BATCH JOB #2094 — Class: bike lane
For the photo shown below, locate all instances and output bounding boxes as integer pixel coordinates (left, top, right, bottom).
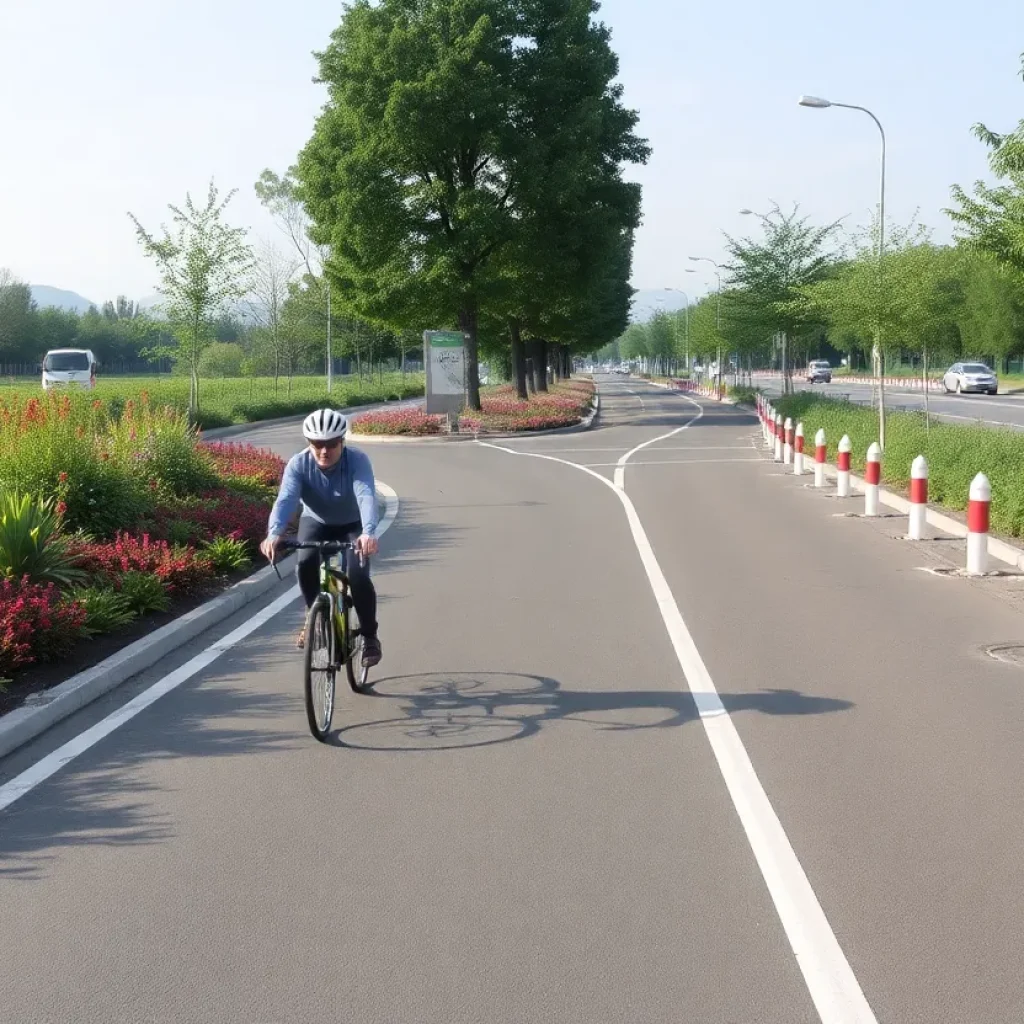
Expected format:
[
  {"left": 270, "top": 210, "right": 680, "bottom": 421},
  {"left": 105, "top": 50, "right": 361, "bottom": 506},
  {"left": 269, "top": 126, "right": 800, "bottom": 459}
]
[{"left": 1, "top": 414, "right": 817, "bottom": 1022}]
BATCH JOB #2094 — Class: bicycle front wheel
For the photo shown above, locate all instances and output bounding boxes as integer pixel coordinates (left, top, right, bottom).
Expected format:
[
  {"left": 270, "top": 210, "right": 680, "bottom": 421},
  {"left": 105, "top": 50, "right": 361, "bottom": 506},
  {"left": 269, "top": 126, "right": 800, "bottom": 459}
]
[{"left": 304, "top": 599, "right": 335, "bottom": 741}]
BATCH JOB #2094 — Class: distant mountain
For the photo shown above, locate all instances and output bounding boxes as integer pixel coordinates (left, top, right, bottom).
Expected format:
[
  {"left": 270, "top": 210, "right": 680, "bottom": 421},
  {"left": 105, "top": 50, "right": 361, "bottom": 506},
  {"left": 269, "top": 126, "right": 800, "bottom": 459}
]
[{"left": 31, "top": 285, "right": 96, "bottom": 313}]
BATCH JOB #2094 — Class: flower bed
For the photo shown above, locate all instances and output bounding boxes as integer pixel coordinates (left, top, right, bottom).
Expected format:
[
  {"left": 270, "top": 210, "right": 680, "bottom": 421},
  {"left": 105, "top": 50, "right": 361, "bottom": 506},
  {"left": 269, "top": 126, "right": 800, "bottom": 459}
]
[
  {"left": 350, "top": 379, "right": 596, "bottom": 435},
  {"left": 351, "top": 407, "right": 445, "bottom": 436},
  {"left": 0, "top": 389, "right": 285, "bottom": 697}
]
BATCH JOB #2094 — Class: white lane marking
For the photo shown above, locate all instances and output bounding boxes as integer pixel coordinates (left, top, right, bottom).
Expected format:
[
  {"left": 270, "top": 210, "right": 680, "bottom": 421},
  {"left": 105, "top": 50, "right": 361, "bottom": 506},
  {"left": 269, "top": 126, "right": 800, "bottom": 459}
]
[
  {"left": 478, "top": 422, "right": 877, "bottom": 1023},
  {"left": 574, "top": 458, "right": 765, "bottom": 467},
  {"left": 0, "top": 484, "right": 401, "bottom": 813},
  {"left": 493, "top": 445, "right": 753, "bottom": 453},
  {"left": 613, "top": 401, "right": 704, "bottom": 488}
]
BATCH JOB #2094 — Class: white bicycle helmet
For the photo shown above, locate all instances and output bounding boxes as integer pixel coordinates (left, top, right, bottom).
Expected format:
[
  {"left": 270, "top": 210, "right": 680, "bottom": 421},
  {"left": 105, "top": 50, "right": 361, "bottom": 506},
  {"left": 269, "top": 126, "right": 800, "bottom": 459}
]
[{"left": 302, "top": 408, "right": 348, "bottom": 441}]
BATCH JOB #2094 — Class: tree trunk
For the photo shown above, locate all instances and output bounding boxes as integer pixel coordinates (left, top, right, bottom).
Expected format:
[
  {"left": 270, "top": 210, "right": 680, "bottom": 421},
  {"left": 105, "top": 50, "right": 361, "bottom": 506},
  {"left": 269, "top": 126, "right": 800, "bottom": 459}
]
[
  {"left": 532, "top": 338, "right": 549, "bottom": 392},
  {"left": 458, "top": 304, "right": 482, "bottom": 412},
  {"left": 525, "top": 357, "right": 536, "bottom": 394},
  {"left": 509, "top": 321, "right": 528, "bottom": 400},
  {"left": 551, "top": 344, "right": 563, "bottom": 381}
]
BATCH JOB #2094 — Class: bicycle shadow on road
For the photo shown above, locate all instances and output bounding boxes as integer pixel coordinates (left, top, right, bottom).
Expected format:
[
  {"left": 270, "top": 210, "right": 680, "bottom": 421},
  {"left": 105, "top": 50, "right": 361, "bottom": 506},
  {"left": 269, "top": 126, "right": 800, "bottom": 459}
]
[{"left": 326, "top": 670, "right": 853, "bottom": 752}]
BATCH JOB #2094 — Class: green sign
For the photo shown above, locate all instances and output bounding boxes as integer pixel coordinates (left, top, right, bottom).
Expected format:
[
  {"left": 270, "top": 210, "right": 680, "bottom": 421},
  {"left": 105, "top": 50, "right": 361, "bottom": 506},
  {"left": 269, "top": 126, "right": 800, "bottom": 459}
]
[{"left": 429, "top": 332, "right": 465, "bottom": 348}]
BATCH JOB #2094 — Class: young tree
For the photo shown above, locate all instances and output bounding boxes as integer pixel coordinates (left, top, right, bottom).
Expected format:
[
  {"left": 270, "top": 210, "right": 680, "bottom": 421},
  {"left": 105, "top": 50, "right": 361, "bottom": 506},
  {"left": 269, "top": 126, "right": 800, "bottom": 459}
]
[
  {"left": 722, "top": 202, "right": 841, "bottom": 393},
  {"left": 948, "top": 53, "right": 1024, "bottom": 274},
  {"left": 129, "top": 181, "right": 253, "bottom": 418},
  {"left": 247, "top": 238, "right": 300, "bottom": 393}
]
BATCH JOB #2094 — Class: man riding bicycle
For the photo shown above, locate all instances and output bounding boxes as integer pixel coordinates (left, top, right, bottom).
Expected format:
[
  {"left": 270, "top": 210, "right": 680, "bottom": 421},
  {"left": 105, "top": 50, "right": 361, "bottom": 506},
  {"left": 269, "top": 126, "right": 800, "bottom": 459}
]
[{"left": 260, "top": 408, "right": 382, "bottom": 666}]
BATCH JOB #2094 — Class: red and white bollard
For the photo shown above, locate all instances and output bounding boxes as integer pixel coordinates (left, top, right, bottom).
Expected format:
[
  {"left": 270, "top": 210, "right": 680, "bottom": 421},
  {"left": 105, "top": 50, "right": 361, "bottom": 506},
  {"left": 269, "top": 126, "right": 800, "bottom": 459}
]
[
  {"left": 864, "top": 442, "right": 881, "bottom": 516},
  {"left": 908, "top": 455, "right": 928, "bottom": 540},
  {"left": 967, "top": 473, "right": 991, "bottom": 575},
  {"left": 783, "top": 417, "right": 794, "bottom": 465},
  {"left": 837, "top": 434, "right": 852, "bottom": 497},
  {"left": 814, "top": 428, "right": 826, "bottom": 488},
  {"left": 793, "top": 422, "right": 805, "bottom": 476},
  {"left": 774, "top": 414, "right": 784, "bottom": 462}
]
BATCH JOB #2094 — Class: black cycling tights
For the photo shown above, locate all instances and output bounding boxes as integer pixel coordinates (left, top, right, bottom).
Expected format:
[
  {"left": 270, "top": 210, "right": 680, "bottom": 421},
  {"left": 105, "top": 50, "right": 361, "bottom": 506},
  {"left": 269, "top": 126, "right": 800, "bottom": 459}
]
[{"left": 295, "top": 517, "right": 378, "bottom": 637}]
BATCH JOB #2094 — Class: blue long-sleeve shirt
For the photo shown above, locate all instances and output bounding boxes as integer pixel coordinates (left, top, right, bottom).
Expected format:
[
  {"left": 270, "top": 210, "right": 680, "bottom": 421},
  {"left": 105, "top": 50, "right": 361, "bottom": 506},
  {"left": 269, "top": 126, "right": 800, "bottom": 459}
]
[{"left": 267, "top": 446, "right": 379, "bottom": 539}]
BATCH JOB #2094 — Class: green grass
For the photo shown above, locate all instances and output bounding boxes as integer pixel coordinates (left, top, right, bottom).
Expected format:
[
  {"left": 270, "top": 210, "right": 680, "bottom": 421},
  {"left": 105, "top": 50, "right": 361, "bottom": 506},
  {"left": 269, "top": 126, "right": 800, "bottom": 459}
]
[
  {"left": 770, "top": 392, "right": 1024, "bottom": 537},
  {"left": 0, "top": 373, "right": 425, "bottom": 429}
]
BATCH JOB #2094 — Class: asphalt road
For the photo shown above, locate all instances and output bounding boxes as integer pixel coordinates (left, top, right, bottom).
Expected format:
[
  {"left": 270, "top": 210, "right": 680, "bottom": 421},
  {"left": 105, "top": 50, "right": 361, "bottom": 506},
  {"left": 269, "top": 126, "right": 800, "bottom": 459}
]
[
  {"left": 6, "top": 376, "right": 1024, "bottom": 1021},
  {"left": 752, "top": 372, "right": 1024, "bottom": 431}
]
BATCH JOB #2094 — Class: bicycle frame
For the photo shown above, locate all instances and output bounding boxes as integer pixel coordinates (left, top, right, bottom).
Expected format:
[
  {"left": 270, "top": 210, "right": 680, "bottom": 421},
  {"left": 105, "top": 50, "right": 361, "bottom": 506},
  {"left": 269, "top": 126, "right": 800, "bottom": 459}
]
[{"left": 319, "top": 552, "right": 351, "bottom": 667}]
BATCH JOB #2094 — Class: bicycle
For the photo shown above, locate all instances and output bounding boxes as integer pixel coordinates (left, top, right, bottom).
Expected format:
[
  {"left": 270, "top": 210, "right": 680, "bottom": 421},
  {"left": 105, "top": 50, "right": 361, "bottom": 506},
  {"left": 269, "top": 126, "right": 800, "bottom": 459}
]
[{"left": 274, "top": 539, "right": 371, "bottom": 741}]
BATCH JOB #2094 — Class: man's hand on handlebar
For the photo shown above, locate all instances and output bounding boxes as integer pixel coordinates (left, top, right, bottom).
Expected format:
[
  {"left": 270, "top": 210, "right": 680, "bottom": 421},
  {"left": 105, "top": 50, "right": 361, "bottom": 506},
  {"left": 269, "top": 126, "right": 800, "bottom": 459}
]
[
  {"left": 355, "top": 534, "right": 379, "bottom": 558},
  {"left": 260, "top": 535, "right": 283, "bottom": 563}
]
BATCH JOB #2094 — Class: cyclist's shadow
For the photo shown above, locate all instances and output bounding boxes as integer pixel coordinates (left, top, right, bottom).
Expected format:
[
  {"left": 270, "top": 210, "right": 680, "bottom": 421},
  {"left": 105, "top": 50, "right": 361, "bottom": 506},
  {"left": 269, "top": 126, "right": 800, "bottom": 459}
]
[{"left": 326, "top": 671, "right": 852, "bottom": 752}]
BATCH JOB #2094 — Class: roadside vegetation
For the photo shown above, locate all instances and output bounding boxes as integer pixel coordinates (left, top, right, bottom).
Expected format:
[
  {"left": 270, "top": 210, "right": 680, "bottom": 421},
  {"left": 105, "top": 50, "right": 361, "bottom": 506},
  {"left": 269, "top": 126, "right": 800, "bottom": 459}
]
[
  {"left": 768, "top": 392, "right": 1024, "bottom": 538},
  {"left": 0, "top": 389, "right": 284, "bottom": 688}
]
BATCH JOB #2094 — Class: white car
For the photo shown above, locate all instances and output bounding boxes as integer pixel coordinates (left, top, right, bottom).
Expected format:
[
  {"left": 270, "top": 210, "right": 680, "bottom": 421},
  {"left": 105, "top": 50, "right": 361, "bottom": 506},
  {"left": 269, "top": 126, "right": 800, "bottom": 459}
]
[
  {"left": 41, "top": 348, "right": 98, "bottom": 390},
  {"left": 942, "top": 362, "right": 998, "bottom": 395}
]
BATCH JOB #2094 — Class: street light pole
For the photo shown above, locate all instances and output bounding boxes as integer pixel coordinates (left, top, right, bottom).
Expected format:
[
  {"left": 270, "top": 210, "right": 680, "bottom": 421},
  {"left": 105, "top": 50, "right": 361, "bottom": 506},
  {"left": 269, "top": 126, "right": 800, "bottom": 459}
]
[
  {"left": 799, "top": 94, "right": 887, "bottom": 449},
  {"left": 689, "top": 257, "right": 724, "bottom": 399},
  {"left": 662, "top": 287, "right": 691, "bottom": 374},
  {"left": 326, "top": 279, "right": 333, "bottom": 394}
]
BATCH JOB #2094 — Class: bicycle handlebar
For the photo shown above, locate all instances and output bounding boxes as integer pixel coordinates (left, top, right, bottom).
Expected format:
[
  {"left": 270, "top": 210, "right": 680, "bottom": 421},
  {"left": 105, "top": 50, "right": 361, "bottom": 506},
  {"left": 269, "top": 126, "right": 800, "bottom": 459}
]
[{"left": 270, "top": 538, "right": 363, "bottom": 581}]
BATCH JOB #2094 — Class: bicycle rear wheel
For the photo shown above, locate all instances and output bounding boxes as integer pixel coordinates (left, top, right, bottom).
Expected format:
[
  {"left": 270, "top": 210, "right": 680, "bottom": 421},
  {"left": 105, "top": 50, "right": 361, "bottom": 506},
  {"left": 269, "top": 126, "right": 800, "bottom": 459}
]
[
  {"left": 303, "top": 599, "right": 335, "bottom": 740},
  {"left": 343, "top": 598, "right": 371, "bottom": 693}
]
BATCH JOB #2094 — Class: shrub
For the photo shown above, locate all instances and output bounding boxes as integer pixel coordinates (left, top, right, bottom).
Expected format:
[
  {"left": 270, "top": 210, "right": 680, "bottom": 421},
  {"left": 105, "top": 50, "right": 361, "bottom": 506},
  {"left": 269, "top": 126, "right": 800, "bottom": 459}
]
[
  {"left": 771, "top": 392, "right": 1024, "bottom": 538},
  {"left": 72, "top": 585, "right": 137, "bottom": 637},
  {"left": 198, "top": 342, "right": 245, "bottom": 378},
  {"left": 0, "top": 491, "right": 87, "bottom": 586},
  {"left": 200, "top": 442, "right": 284, "bottom": 487},
  {"left": 204, "top": 536, "right": 253, "bottom": 573},
  {"left": 151, "top": 488, "right": 271, "bottom": 548},
  {"left": 351, "top": 407, "right": 445, "bottom": 435},
  {"left": 0, "top": 577, "right": 86, "bottom": 676},
  {"left": 119, "top": 571, "right": 171, "bottom": 614},
  {"left": 68, "top": 533, "right": 215, "bottom": 596}
]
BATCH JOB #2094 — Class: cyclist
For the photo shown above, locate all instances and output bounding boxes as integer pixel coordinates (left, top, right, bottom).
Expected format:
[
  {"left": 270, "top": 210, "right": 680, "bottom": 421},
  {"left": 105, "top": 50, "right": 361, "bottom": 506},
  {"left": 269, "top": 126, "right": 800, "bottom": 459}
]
[{"left": 260, "top": 408, "right": 382, "bottom": 665}]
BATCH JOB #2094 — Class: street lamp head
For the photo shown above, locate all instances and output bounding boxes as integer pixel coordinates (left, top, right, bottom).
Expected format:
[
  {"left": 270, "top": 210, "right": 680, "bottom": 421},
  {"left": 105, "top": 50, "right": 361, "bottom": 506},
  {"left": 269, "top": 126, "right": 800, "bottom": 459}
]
[
  {"left": 739, "top": 209, "right": 754, "bottom": 215},
  {"left": 798, "top": 95, "right": 832, "bottom": 109}
]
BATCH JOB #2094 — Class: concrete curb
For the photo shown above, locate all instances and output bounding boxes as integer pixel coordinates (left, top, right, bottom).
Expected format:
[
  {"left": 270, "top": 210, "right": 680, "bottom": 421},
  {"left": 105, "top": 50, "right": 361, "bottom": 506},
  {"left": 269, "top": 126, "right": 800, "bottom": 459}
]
[
  {"left": 200, "top": 397, "right": 420, "bottom": 441},
  {"left": 783, "top": 451, "right": 1024, "bottom": 572},
  {"left": 0, "top": 489, "right": 393, "bottom": 759}
]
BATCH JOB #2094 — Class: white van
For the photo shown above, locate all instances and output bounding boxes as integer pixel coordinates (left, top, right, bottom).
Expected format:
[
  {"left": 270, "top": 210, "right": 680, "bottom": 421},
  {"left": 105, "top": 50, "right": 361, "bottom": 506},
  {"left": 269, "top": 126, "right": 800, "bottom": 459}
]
[{"left": 41, "top": 348, "right": 98, "bottom": 390}]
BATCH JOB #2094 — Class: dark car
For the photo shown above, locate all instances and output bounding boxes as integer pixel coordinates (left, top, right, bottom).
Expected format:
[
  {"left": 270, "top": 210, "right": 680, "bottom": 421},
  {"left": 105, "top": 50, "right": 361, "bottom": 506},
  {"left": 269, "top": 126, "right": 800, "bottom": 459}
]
[{"left": 807, "top": 360, "right": 832, "bottom": 384}]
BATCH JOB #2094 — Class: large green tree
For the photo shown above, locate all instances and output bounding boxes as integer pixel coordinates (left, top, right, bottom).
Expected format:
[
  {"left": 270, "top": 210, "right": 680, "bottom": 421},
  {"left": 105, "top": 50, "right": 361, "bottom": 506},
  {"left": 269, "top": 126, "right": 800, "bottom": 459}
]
[{"left": 296, "top": 0, "right": 645, "bottom": 410}]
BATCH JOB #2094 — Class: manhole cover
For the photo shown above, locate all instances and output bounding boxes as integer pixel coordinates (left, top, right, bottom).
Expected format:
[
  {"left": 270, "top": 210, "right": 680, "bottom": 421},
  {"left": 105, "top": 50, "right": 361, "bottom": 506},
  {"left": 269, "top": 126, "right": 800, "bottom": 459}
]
[{"left": 986, "top": 644, "right": 1024, "bottom": 666}]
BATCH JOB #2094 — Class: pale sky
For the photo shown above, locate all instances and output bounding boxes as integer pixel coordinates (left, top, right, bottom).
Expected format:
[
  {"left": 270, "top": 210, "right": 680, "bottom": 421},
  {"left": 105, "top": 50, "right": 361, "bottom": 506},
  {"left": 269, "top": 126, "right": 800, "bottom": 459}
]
[{"left": 1, "top": 0, "right": 1022, "bottom": 307}]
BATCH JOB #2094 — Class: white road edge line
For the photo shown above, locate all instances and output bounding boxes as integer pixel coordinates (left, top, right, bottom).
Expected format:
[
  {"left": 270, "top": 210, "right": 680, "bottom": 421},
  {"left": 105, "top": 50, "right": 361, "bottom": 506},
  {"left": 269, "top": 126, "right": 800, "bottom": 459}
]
[
  {"left": 0, "top": 482, "right": 401, "bottom": 814},
  {"left": 477, "top": 394, "right": 876, "bottom": 1024}
]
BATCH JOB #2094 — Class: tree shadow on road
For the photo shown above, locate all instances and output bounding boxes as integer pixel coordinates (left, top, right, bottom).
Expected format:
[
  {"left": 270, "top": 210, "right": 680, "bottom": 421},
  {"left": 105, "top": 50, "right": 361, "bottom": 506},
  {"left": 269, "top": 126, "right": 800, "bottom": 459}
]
[
  {"left": 327, "top": 670, "right": 853, "bottom": 752},
  {"left": 0, "top": 630, "right": 304, "bottom": 882}
]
